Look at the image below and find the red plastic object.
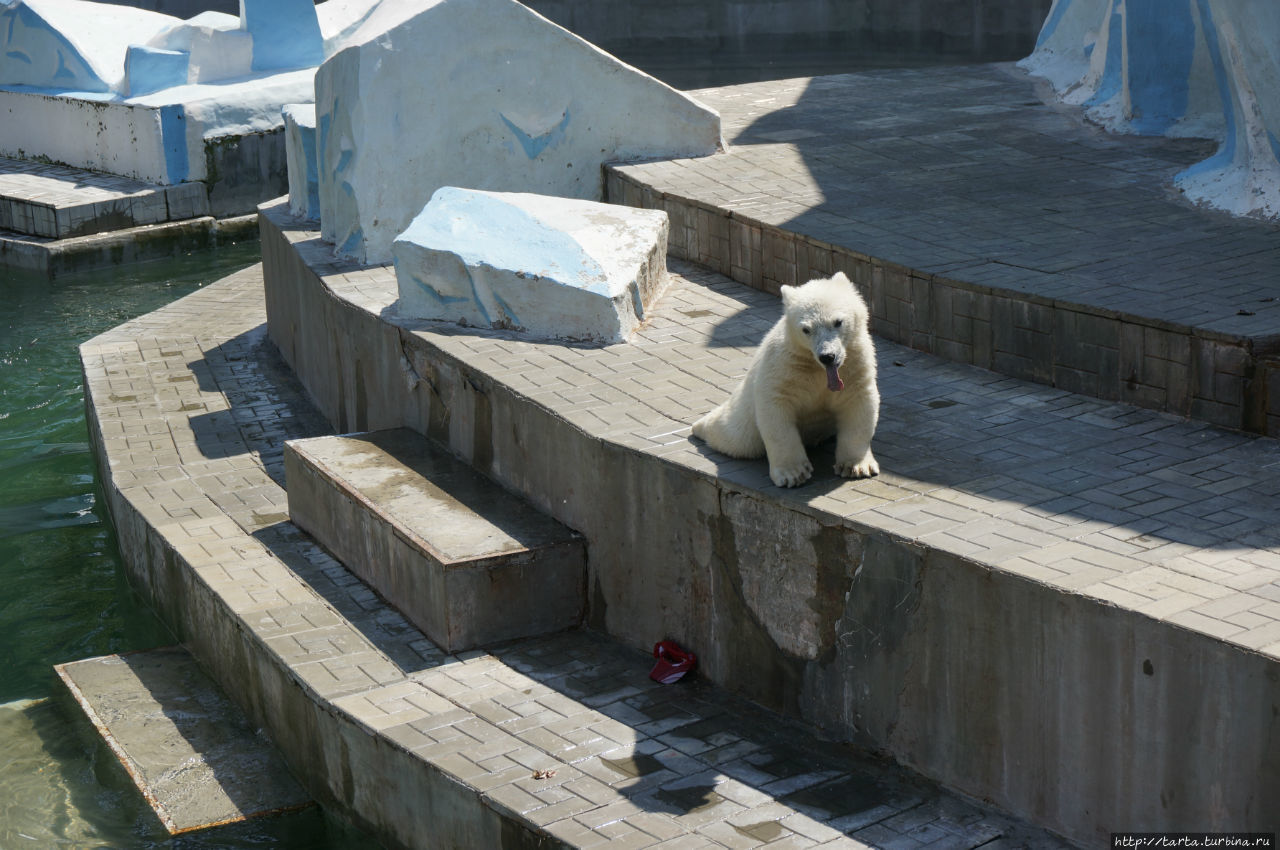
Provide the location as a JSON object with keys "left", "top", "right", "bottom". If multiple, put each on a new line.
{"left": 650, "top": 641, "right": 696, "bottom": 684}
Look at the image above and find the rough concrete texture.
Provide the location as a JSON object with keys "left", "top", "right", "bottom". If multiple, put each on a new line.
{"left": 0, "top": 0, "right": 175, "bottom": 92}
{"left": 261, "top": 202, "right": 1280, "bottom": 845}
{"left": 285, "top": 429, "right": 586, "bottom": 651}
{"left": 313, "top": 0, "right": 721, "bottom": 263}
{"left": 55, "top": 647, "right": 311, "bottom": 834}
{"left": 282, "top": 103, "right": 320, "bottom": 220}
{"left": 83, "top": 257, "right": 1073, "bottom": 850}
{"left": 394, "top": 188, "right": 670, "bottom": 343}
{"left": 606, "top": 65, "right": 1280, "bottom": 435}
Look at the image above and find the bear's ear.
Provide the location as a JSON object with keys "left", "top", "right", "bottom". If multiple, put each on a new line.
{"left": 831, "top": 271, "right": 852, "bottom": 286}
{"left": 780, "top": 285, "right": 796, "bottom": 307}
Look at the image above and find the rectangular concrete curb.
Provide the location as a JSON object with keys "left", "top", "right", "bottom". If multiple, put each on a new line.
{"left": 285, "top": 429, "right": 586, "bottom": 652}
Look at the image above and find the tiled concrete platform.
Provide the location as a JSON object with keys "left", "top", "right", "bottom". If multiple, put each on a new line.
{"left": 607, "top": 63, "right": 1280, "bottom": 435}
{"left": 82, "top": 265, "right": 1070, "bottom": 848}
{"left": 261, "top": 200, "right": 1279, "bottom": 845}
{"left": 0, "top": 156, "right": 254, "bottom": 274}
{"left": 0, "top": 155, "right": 208, "bottom": 238}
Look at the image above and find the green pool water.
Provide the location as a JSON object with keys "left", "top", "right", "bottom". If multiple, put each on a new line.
{"left": 0, "top": 246, "right": 380, "bottom": 849}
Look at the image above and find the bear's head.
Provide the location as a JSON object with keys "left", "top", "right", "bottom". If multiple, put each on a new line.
{"left": 780, "top": 271, "right": 870, "bottom": 392}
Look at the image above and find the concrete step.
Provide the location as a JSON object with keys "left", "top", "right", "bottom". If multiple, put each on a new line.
{"left": 606, "top": 65, "right": 1280, "bottom": 437}
{"left": 0, "top": 155, "right": 208, "bottom": 239}
{"left": 54, "top": 647, "right": 312, "bottom": 835}
{"left": 285, "top": 428, "right": 587, "bottom": 652}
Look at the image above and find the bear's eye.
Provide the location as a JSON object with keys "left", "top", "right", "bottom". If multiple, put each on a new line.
{"left": 800, "top": 325, "right": 811, "bottom": 335}
{"left": 834, "top": 319, "right": 844, "bottom": 328}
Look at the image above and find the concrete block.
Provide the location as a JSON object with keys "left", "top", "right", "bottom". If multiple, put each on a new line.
{"left": 314, "top": 0, "right": 721, "bottom": 263}
{"left": 393, "top": 187, "right": 669, "bottom": 344}
{"left": 55, "top": 647, "right": 311, "bottom": 834}
{"left": 145, "top": 11, "right": 252, "bottom": 84}
{"left": 240, "top": 0, "right": 323, "bottom": 72}
{"left": 0, "top": 0, "right": 177, "bottom": 93}
{"left": 282, "top": 103, "right": 320, "bottom": 220}
{"left": 124, "top": 46, "right": 189, "bottom": 97}
{"left": 285, "top": 429, "right": 586, "bottom": 652}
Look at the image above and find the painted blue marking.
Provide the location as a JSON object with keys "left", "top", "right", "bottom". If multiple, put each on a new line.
{"left": 158, "top": 104, "right": 189, "bottom": 184}
{"left": 489, "top": 290, "right": 521, "bottom": 328}
{"left": 1035, "top": 0, "right": 1075, "bottom": 51}
{"left": 403, "top": 271, "right": 470, "bottom": 308}
{"left": 1179, "top": 0, "right": 1236, "bottom": 179}
{"left": 1085, "top": 0, "right": 1124, "bottom": 108}
{"left": 1124, "top": 0, "right": 1194, "bottom": 134}
{"left": 5, "top": 50, "right": 31, "bottom": 65}
{"left": 339, "top": 227, "right": 363, "bottom": 256}
{"left": 398, "top": 188, "right": 607, "bottom": 295}
{"left": 498, "top": 109, "right": 571, "bottom": 159}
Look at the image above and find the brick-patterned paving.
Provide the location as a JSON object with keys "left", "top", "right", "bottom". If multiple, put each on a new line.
{"left": 0, "top": 154, "right": 208, "bottom": 238}
{"left": 607, "top": 63, "right": 1280, "bottom": 434}
{"left": 83, "top": 262, "right": 1082, "bottom": 848}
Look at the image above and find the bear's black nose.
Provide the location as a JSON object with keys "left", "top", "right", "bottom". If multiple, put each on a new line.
{"left": 818, "top": 353, "right": 836, "bottom": 366}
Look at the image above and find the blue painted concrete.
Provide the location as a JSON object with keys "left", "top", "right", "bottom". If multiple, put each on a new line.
{"left": 241, "top": 0, "right": 323, "bottom": 72}
{"left": 159, "top": 104, "right": 189, "bottom": 183}
{"left": 126, "top": 45, "right": 188, "bottom": 97}
{"left": 398, "top": 188, "right": 606, "bottom": 295}
{"left": 1124, "top": 0, "right": 1195, "bottom": 134}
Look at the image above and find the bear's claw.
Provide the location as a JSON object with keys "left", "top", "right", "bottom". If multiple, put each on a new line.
{"left": 835, "top": 454, "right": 879, "bottom": 479}
{"left": 770, "top": 458, "right": 814, "bottom": 488}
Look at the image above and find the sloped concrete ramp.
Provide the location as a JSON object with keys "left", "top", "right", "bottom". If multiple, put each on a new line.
{"left": 55, "top": 647, "right": 312, "bottom": 835}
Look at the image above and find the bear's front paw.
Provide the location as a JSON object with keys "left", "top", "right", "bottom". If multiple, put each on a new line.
{"left": 770, "top": 457, "right": 814, "bottom": 488}
{"left": 835, "top": 452, "right": 879, "bottom": 479}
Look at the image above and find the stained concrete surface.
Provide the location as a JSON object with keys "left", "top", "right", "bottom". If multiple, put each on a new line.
{"left": 55, "top": 647, "right": 311, "bottom": 834}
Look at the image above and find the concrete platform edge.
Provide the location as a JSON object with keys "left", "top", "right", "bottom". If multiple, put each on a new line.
{"left": 257, "top": 202, "right": 1280, "bottom": 844}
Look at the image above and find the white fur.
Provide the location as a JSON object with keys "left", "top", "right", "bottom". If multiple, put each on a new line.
{"left": 692, "top": 271, "right": 880, "bottom": 488}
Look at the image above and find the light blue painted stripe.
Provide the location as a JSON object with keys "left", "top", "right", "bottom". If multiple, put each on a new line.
{"left": 1085, "top": 0, "right": 1124, "bottom": 107}
{"left": 1035, "top": 0, "right": 1076, "bottom": 50}
{"left": 1179, "top": 0, "right": 1236, "bottom": 179}
{"left": 1124, "top": 0, "right": 1194, "bottom": 135}
{"left": 498, "top": 109, "right": 571, "bottom": 159}
{"left": 158, "top": 104, "right": 189, "bottom": 184}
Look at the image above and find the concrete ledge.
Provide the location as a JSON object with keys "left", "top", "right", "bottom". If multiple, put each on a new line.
{"left": 1, "top": 214, "right": 257, "bottom": 275}
{"left": 80, "top": 262, "right": 1067, "bottom": 848}
{"left": 55, "top": 647, "right": 312, "bottom": 835}
{"left": 260, "top": 197, "right": 1280, "bottom": 845}
{"left": 285, "top": 429, "right": 586, "bottom": 652}
{"left": 604, "top": 167, "right": 1280, "bottom": 437}
{"left": 602, "top": 65, "right": 1280, "bottom": 437}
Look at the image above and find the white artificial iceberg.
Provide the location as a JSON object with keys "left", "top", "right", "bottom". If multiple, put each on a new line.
{"left": 313, "top": 0, "right": 722, "bottom": 264}
{"left": 1021, "top": 0, "right": 1280, "bottom": 219}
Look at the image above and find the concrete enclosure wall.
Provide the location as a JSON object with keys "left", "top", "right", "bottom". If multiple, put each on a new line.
{"left": 262, "top": 208, "right": 1280, "bottom": 846}
{"left": 524, "top": 0, "right": 1054, "bottom": 59}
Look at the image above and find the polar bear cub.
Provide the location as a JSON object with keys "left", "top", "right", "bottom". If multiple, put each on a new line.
{"left": 692, "top": 271, "right": 879, "bottom": 488}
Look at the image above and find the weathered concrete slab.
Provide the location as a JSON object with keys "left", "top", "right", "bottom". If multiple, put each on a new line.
{"left": 285, "top": 428, "right": 586, "bottom": 651}
{"left": 394, "top": 188, "right": 669, "bottom": 342}
{"left": 0, "top": 155, "right": 207, "bottom": 239}
{"left": 54, "top": 647, "right": 311, "bottom": 835}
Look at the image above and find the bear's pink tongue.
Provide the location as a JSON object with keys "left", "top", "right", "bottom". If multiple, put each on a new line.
{"left": 826, "top": 364, "right": 844, "bottom": 392}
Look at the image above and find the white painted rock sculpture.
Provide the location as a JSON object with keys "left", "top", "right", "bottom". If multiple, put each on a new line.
{"left": 314, "top": 0, "right": 722, "bottom": 264}
{"left": 283, "top": 103, "right": 320, "bottom": 220}
{"left": 393, "top": 188, "right": 670, "bottom": 344}
{"left": 1022, "top": 0, "right": 1280, "bottom": 219}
